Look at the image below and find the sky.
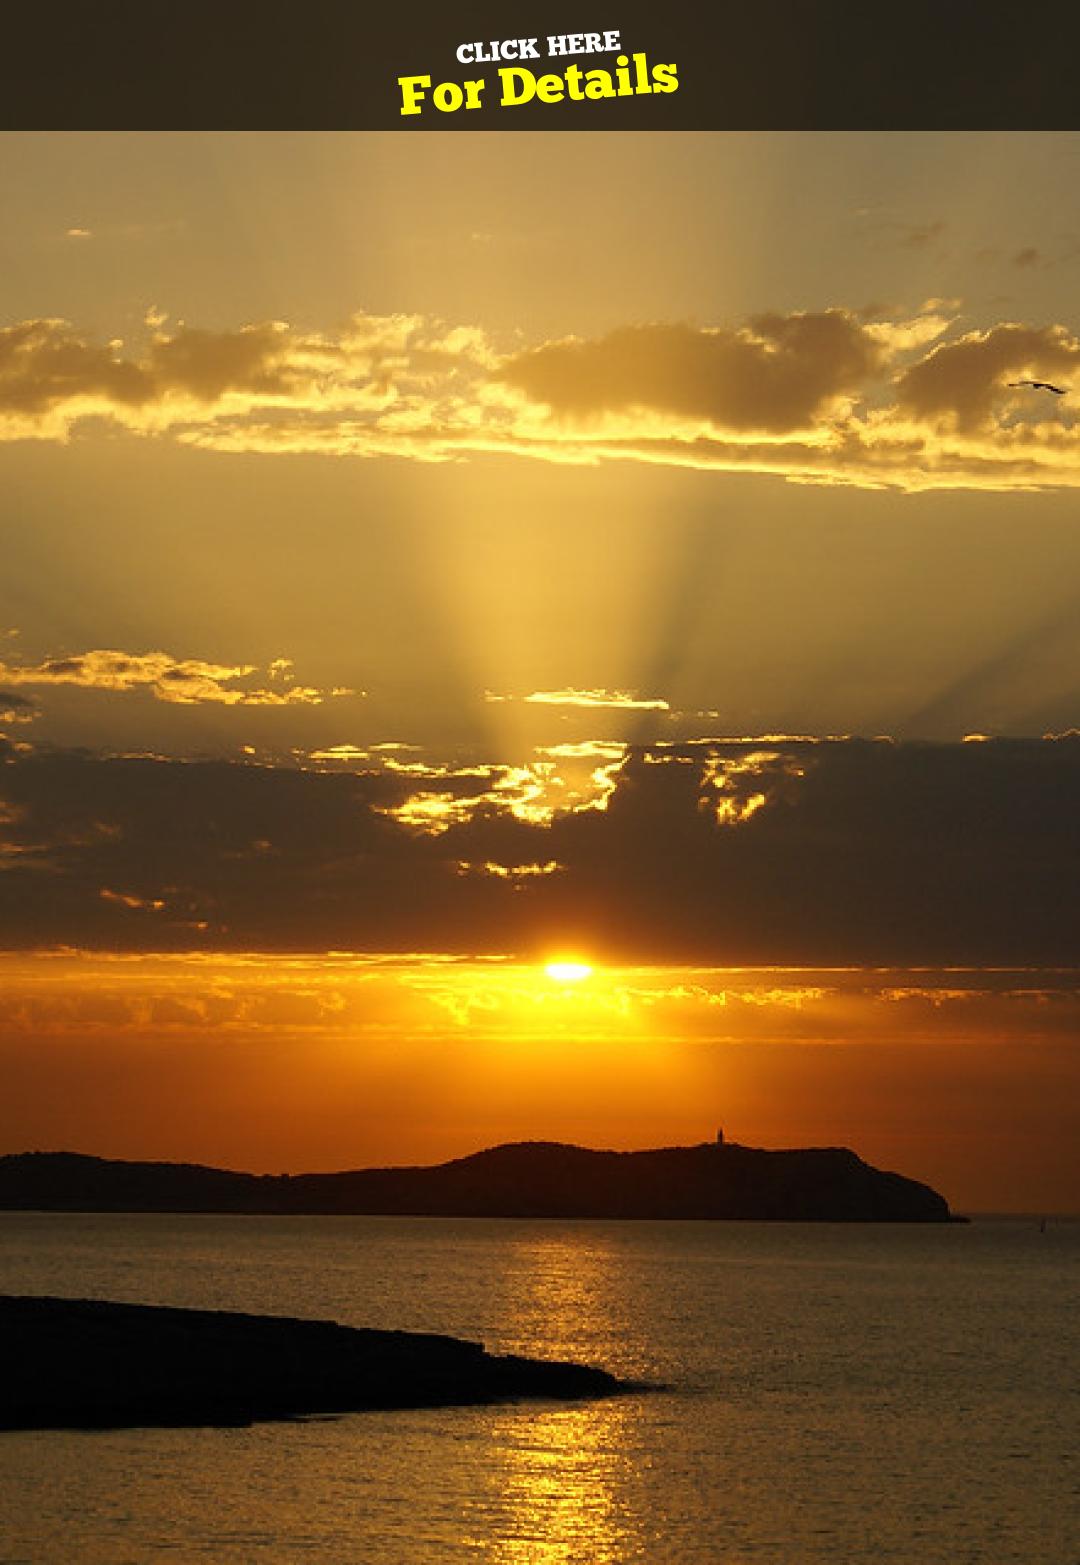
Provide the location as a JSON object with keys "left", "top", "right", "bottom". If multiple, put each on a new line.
{"left": 1, "top": 132, "right": 1078, "bottom": 1211}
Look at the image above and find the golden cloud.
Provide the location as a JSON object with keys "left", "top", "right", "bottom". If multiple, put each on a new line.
{"left": 1, "top": 952, "right": 1077, "bottom": 1054}
{"left": 455, "top": 859, "right": 563, "bottom": 883}
{"left": 2, "top": 306, "right": 1080, "bottom": 490}
{"left": 0, "top": 649, "right": 354, "bottom": 707}
{"left": 487, "top": 688, "right": 670, "bottom": 711}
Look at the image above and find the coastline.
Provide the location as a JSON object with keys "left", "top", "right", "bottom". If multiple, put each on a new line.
{"left": 0, "top": 1294, "right": 627, "bottom": 1431}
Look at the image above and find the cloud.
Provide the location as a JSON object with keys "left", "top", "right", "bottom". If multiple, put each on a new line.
{"left": 456, "top": 859, "right": 563, "bottom": 885}
{"left": 0, "top": 649, "right": 354, "bottom": 707}
{"left": 1, "top": 305, "right": 1080, "bottom": 490}
{"left": 0, "top": 689, "right": 37, "bottom": 725}
{"left": 0, "top": 311, "right": 490, "bottom": 441}
{"left": 498, "top": 312, "right": 884, "bottom": 433}
{"left": 1, "top": 735, "right": 1079, "bottom": 965}
{"left": 896, "top": 322, "right": 1080, "bottom": 432}
{"left": 2, "top": 950, "right": 1077, "bottom": 1052}
{"left": 373, "top": 758, "right": 588, "bottom": 831}
{"left": 100, "top": 887, "right": 165, "bottom": 913}
{"left": 487, "top": 688, "right": 670, "bottom": 711}
{"left": 537, "top": 742, "right": 628, "bottom": 759}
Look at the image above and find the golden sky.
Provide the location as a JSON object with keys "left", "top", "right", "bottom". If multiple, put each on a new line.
{"left": 1, "top": 132, "right": 1078, "bottom": 1209}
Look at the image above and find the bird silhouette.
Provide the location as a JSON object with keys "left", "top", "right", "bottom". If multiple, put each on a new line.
{"left": 1008, "top": 378, "right": 1068, "bottom": 395}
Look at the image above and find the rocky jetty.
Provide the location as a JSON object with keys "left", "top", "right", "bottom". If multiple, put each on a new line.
{"left": 0, "top": 1295, "right": 625, "bottom": 1431}
{"left": 0, "top": 1140, "right": 960, "bottom": 1221}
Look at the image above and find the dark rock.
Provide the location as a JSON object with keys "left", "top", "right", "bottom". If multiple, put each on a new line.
{"left": 0, "top": 1295, "right": 625, "bottom": 1431}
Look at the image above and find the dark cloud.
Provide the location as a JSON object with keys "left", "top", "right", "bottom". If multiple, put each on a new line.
{"left": 0, "top": 320, "right": 150, "bottom": 417}
{"left": 0, "top": 689, "right": 36, "bottom": 716}
{"left": 1, "top": 738, "right": 1077, "bottom": 965}
{"left": 0, "top": 319, "right": 304, "bottom": 422}
{"left": 145, "top": 324, "right": 299, "bottom": 402}
{"left": 896, "top": 323, "right": 1080, "bottom": 431}
{"left": 499, "top": 312, "right": 884, "bottom": 434}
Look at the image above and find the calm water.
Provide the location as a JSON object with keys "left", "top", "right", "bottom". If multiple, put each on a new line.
{"left": 0, "top": 1214, "right": 1076, "bottom": 1564}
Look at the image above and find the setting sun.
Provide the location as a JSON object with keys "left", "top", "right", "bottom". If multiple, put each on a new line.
{"left": 544, "top": 960, "right": 594, "bottom": 984}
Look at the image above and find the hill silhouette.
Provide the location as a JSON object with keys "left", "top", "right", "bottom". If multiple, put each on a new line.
{"left": 0, "top": 1140, "right": 959, "bottom": 1221}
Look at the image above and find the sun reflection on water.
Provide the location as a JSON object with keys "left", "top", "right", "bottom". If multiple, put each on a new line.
{"left": 463, "top": 1230, "right": 651, "bottom": 1563}
{"left": 476, "top": 1402, "right": 646, "bottom": 1565}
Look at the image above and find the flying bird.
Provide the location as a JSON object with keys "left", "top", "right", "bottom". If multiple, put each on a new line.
{"left": 1008, "top": 378, "right": 1068, "bottom": 395}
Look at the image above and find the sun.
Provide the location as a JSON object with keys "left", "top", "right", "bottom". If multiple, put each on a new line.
{"left": 544, "top": 959, "right": 594, "bottom": 984}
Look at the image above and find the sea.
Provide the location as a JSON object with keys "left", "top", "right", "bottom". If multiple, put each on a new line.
{"left": 0, "top": 1213, "right": 1075, "bottom": 1564}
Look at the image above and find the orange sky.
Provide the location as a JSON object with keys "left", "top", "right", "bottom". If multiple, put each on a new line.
{"left": 1, "top": 953, "right": 1076, "bottom": 1212}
